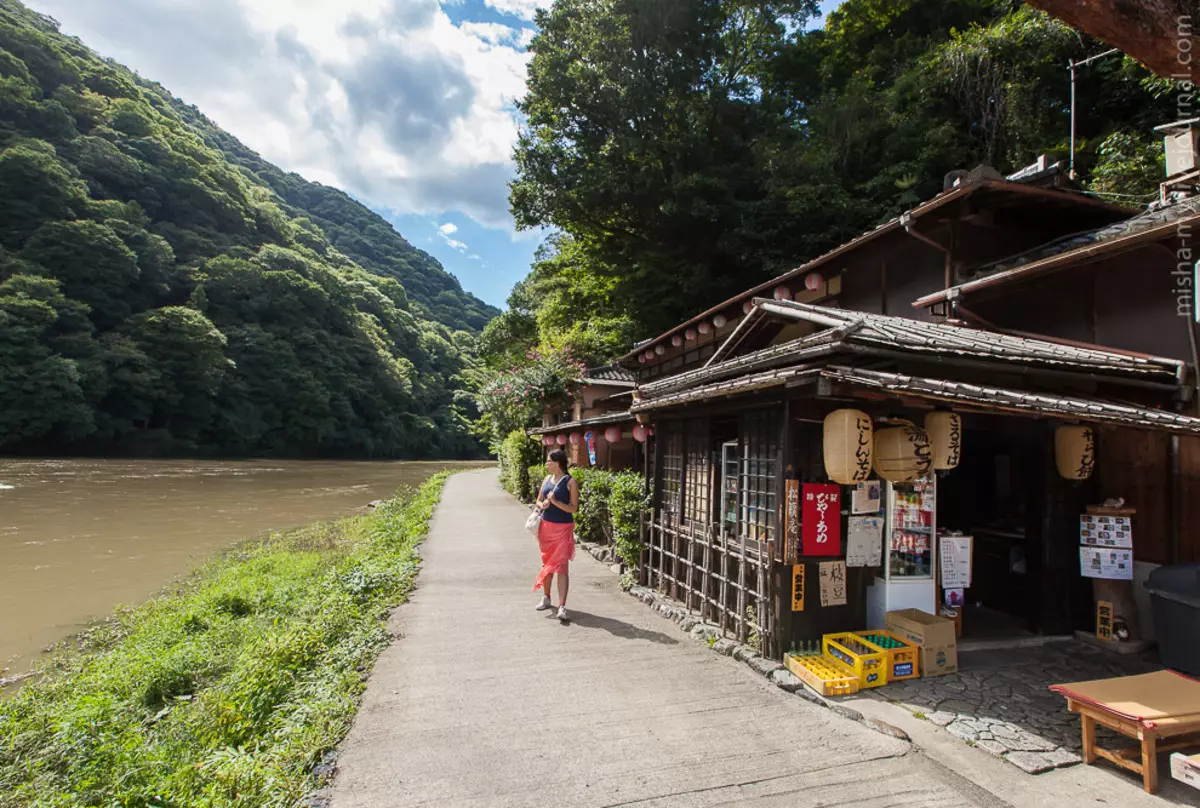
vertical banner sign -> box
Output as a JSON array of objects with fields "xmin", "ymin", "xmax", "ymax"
[
  {"xmin": 785, "ymin": 479, "xmax": 800, "ymax": 562},
  {"xmin": 801, "ymin": 483, "xmax": 841, "ymax": 557},
  {"xmin": 818, "ymin": 560, "xmax": 847, "ymax": 607},
  {"xmin": 585, "ymin": 431, "xmax": 597, "ymax": 466},
  {"xmin": 791, "ymin": 564, "xmax": 806, "ymax": 611}
]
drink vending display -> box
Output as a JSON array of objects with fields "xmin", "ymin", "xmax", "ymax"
[{"xmin": 887, "ymin": 479, "xmax": 935, "ymax": 579}]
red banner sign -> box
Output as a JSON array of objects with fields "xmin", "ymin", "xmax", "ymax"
[{"xmin": 802, "ymin": 483, "xmax": 842, "ymax": 557}]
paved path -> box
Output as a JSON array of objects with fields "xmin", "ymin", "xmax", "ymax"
[{"xmin": 331, "ymin": 469, "xmax": 999, "ymax": 808}]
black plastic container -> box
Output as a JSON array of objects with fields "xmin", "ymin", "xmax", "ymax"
[{"xmin": 1145, "ymin": 564, "xmax": 1200, "ymax": 676}]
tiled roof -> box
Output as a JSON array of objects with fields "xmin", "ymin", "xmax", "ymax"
[
  {"xmin": 580, "ymin": 364, "xmax": 637, "ymax": 385},
  {"xmin": 637, "ymin": 299, "xmax": 1182, "ymax": 398},
  {"xmin": 528, "ymin": 411, "xmax": 635, "ymax": 435}
]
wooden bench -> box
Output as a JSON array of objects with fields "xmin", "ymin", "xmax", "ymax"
[{"xmin": 1051, "ymin": 670, "xmax": 1200, "ymax": 794}]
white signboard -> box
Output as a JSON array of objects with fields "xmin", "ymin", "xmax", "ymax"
[
  {"xmin": 846, "ymin": 516, "xmax": 883, "ymax": 567},
  {"xmin": 1080, "ymin": 514, "xmax": 1133, "ymax": 549},
  {"xmin": 1080, "ymin": 547, "xmax": 1134, "ymax": 580},
  {"xmin": 939, "ymin": 535, "xmax": 973, "ymax": 589}
]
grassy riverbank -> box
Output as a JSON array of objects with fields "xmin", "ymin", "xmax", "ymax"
[{"xmin": 0, "ymin": 472, "xmax": 450, "ymax": 808}]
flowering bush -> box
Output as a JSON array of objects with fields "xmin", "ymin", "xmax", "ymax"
[{"xmin": 476, "ymin": 349, "xmax": 587, "ymax": 447}]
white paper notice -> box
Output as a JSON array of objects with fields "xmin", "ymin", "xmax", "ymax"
[
  {"xmin": 846, "ymin": 516, "xmax": 883, "ymax": 567},
  {"xmin": 1080, "ymin": 547, "xmax": 1133, "ymax": 580},
  {"xmin": 852, "ymin": 481, "xmax": 882, "ymax": 514},
  {"xmin": 939, "ymin": 536, "xmax": 973, "ymax": 589}
]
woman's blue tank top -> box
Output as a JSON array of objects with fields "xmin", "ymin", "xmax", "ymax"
[{"xmin": 540, "ymin": 475, "xmax": 574, "ymax": 523}]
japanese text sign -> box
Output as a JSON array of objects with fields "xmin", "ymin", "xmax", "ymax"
[
  {"xmin": 801, "ymin": 483, "xmax": 841, "ymax": 557},
  {"xmin": 819, "ymin": 560, "xmax": 847, "ymax": 607},
  {"xmin": 791, "ymin": 564, "xmax": 805, "ymax": 611}
]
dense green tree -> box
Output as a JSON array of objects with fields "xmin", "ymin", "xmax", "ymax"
[{"xmin": 0, "ymin": 0, "xmax": 489, "ymax": 457}]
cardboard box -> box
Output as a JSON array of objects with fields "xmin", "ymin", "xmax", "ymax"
[
  {"xmin": 1171, "ymin": 753, "xmax": 1200, "ymax": 792},
  {"xmin": 886, "ymin": 608, "xmax": 958, "ymax": 677}
]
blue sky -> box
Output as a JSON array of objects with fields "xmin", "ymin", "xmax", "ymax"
[{"xmin": 30, "ymin": 0, "xmax": 841, "ymax": 310}]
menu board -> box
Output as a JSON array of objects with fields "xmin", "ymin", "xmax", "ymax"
[
  {"xmin": 1080, "ymin": 547, "xmax": 1133, "ymax": 580},
  {"xmin": 939, "ymin": 535, "xmax": 973, "ymax": 589},
  {"xmin": 1080, "ymin": 514, "xmax": 1132, "ymax": 549}
]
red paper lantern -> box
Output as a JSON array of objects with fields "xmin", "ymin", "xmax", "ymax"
[
  {"xmin": 773, "ymin": 286, "xmax": 792, "ymax": 301},
  {"xmin": 644, "ymin": 350, "xmax": 655, "ymax": 361},
  {"xmin": 805, "ymin": 272, "xmax": 823, "ymax": 292},
  {"xmin": 569, "ymin": 432, "xmax": 582, "ymax": 445},
  {"xmin": 633, "ymin": 425, "xmax": 648, "ymax": 443},
  {"xmin": 713, "ymin": 314, "xmax": 728, "ymax": 329},
  {"xmin": 556, "ymin": 434, "xmax": 567, "ymax": 445},
  {"xmin": 743, "ymin": 300, "xmax": 754, "ymax": 314},
  {"xmin": 604, "ymin": 426, "xmax": 621, "ymax": 443},
  {"xmin": 685, "ymin": 328, "xmax": 697, "ymax": 341},
  {"xmin": 543, "ymin": 436, "xmax": 554, "ymax": 447},
  {"xmin": 671, "ymin": 334, "xmax": 683, "ymax": 347},
  {"xmin": 698, "ymin": 322, "xmax": 713, "ymax": 335},
  {"xmin": 638, "ymin": 354, "xmax": 646, "ymax": 364}
]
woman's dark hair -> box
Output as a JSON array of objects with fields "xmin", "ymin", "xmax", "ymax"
[{"xmin": 548, "ymin": 449, "xmax": 569, "ymax": 472}]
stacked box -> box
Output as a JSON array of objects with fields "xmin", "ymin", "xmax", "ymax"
[
  {"xmin": 854, "ymin": 631, "xmax": 920, "ymax": 681},
  {"xmin": 822, "ymin": 633, "xmax": 888, "ymax": 688}
]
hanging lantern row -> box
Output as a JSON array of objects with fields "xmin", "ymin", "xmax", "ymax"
[
  {"xmin": 685, "ymin": 328, "xmax": 697, "ymax": 341},
  {"xmin": 1055, "ymin": 424, "xmax": 1095, "ymax": 480},
  {"xmin": 555, "ymin": 434, "xmax": 567, "ymax": 446},
  {"xmin": 698, "ymin": 321, "xmax": 712, "ymax": 335},
  {"xmin": 604, "ymin": 426, "xmax": 621, "ymax": 443},
  {"xmin": 805, "ymin": 272, "xmax": 824, "ymax": 292},
  {"xmin": 671, "ymin": 334, "xmax": 683, "ymax": 347}
]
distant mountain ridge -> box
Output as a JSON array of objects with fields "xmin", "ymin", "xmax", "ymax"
[{"xmin": 170, "ymin": 102, "xmax": 498, "ymax": 332}]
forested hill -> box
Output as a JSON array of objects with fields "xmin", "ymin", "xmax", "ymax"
[
  {"xmin": 0, "ymin": 0, "xmax": 489, "ymax": 458},
  {"xmin": 170, "ymin": 105, "xmax": 498, "ymax": 333}
]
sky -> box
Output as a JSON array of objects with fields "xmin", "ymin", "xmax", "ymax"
[{"xmin": 29, "ymin": 0, "xmax": 842, "ymax": 309}]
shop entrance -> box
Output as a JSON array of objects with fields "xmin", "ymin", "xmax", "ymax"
[{"xmin": 937, "ymin": 418, "xmax": 1047, "ymax": 639}]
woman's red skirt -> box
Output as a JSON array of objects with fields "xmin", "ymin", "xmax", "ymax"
[{"xmin": 533, "ymin": 520, "xmax": 576, "ymax": 591}]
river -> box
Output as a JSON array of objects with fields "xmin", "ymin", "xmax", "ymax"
[{"xmin": 0, "ymin": 459, "xmax": 490, "ymax": 678}]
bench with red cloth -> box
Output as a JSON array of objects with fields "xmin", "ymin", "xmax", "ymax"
[{"xmin": 1050, "ymin": 670, "xmax": 1200, "ymax": 793}]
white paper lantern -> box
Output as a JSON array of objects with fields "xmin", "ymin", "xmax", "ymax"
[
  {"xmin": 823, "ymin": 409, "xmax": 874, "ymax": 484},
  {"xmin": 773, "ymin": 286, "xmax": 792, "ymax": 301},
  {"xmin": 685, "ymin": 328, "xmax": 697, "ymax": 341},
  {"xmin": 874, "ymin": 422, "xmax": 933, "ymax": 483},
  {"xmin": 924, "ymin": 411, "xmax": 963, "ymax": 471},
  {"xmin": 555, "ymin": 434, "xmax": 567, "ymax": 446},
  {"xmin": 805, "ymin": 273, "xmax": 823, "ymax": 292},
  {"xmin": 655, "ymin": 344, "xmax": 665, "ymax": 355},
  {"xmin": 743, "ymin": 300, "xmax": 754, "ymax": 314},
  {"xmin": 698, "ymin": 321, "xmax": 713, "ymax": 335},
  {"xmin": 569, "ymin": 432, "xmax": 581, "ymax": 445},
  {"xmin": 713, "ymin": 314, "xmax": 728, "ymax": 329},
  {"xmin": 604, "ymin": 427, "xmax": 621, "ymax": 443},
  {"xmin": 671, "ymin": 334, "xmax": 683, "ymax": 347},
  {"xmin": 633, "ymin": 424, "xmax": 648, "ymax": 443},
  {"xmin": 1055, "ymin": 424, "xmax": 1096, "ymax": 480}
]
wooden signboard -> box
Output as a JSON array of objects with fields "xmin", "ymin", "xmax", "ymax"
[
  {"xmin": 785, "ymin": 479, "xmax": 800, "ymax": 562},
  {"xmin": 1096, "ymin": 600, "xmax": 1114, "ymax": 641},
  {"xmin": 791, "ymin": 564, "xmax": 806, "ymax": 611}
]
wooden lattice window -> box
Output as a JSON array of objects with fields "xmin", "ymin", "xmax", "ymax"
[
  {"xmin": 683, "ymin": 418, "xmax": 711, "ymax": 525},
  {"xmin": 659, "ymin": 425, "xmax": 683, "ymax": 520},
  {"xmin": 739, "ymin": 410, "xmax": 779, "ymax": 546}
]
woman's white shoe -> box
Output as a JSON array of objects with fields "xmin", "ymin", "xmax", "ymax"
[{"xmin": 535, "ymin": 595, "xmax": 553, "ymax": 611}]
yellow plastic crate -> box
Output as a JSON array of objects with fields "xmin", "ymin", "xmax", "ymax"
[
  {"xmin": 853, "ymin": 630, "xmax": 920, "ymax": 681},
  {"xmin": 784, "ymin": 653, "xmax": 860, "ymax": 697},
  {"xmin": 822, "ymin": 632, "xmax": 889, "ymax": 689}
]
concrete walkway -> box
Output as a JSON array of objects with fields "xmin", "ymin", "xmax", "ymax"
[{"xmin": 331, "ymin": 469, "xmax": 995, "ymax": 808}]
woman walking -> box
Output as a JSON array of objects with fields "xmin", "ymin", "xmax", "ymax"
[{"xmin": 534, "ymin": 449, "xmax": 578, "ymax": 620}]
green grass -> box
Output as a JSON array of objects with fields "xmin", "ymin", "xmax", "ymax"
[{"xmin": 0, "ymin": 473, "xmax": 450, "ymax": 808}]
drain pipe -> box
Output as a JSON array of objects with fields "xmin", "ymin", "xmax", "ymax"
[{"xmin": 900, "ymin": 211, "xmax": 954, "ymax": 297}]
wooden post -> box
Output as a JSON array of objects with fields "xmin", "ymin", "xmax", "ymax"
[
  {"xmin": 1081, "ymin": 711, "xmax": 1096, "ymax": 764},
  {"xmin": 1141, "ymin": 733, "xmax": 1158, "ymax": 793}
]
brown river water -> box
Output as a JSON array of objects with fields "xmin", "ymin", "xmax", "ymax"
[{"xmin": 0, "ymin": 459, "xmax": 490, "ymax": 678}]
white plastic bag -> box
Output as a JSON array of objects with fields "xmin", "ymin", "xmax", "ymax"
[{"xmin": 525, "ymin": 508, "xmax": 542, "ymax": 537}]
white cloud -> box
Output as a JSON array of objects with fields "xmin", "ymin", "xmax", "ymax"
[
  {"xmin": 30, "ymin": 0, "xmax": 534, "ymax": 229},
  {"xmin": 439, "ymin": 222, "xmax": 459, "ymax": 235},
  {"xmin": 482, "ymin": 0, "xmax": 551, "ymax": 22}
]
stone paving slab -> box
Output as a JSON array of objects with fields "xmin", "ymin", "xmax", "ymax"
[{"xmin": 881, "ymin": 640, "xmax": 1159, "ymax": 773}]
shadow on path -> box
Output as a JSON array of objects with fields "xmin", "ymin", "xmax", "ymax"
[{"xmin": 560, "ymin": 610, "xmax": 679, "ymax": 645}]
